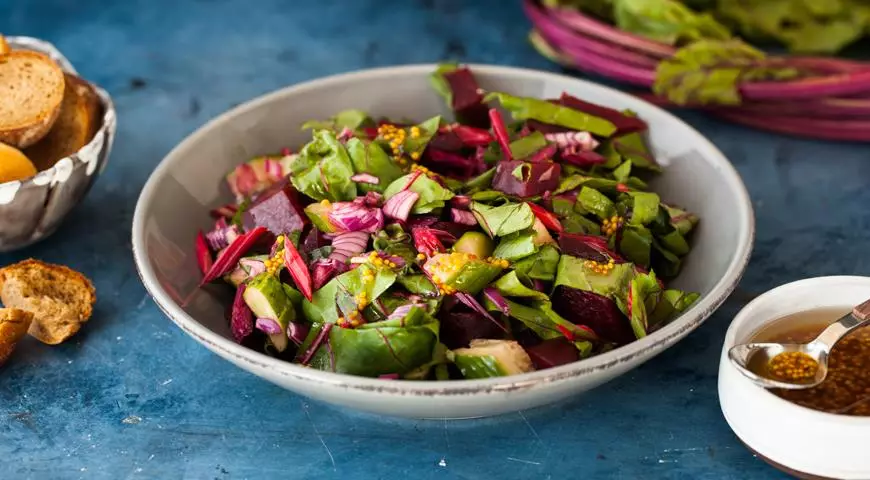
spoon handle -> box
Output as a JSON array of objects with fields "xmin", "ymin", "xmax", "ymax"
[{"xmin": 814, "ymin": 298, "xmax": 870, "ymax": 350}]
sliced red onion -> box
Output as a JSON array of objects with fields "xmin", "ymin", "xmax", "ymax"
[
  {"xmin": 231, "ymin": 285, "xmax": 254, "ymax": 343},
  {"xmin": 255, "ymin": 317, "xmax": 283, "ymax": 335},
  {"xmin": 456, "ymin": 291, "xmax": 507, "ymax": 333},
  {"xmin": 483, "ymin": 287, "xmax": 510, "ymax": 315},
  {"xmin": 205, "ymin": 224, "xmax": 242, "ymax": 251},
  {"xmin": 383, "ymin": 190, "xmax": 420, "ymax": 221},
  {"xmin": 328, "ymin": 202, "xmax": 384, "ymax": 233},
  {"xmin": 351, "ymin": 173, "xmax": 380, "ymax": 185},
  {"xmin": 228, "ymin": 163, "xmax": 259, "ymax": 199},
  {"xmin": 379, "ymin": 373, "xmax": 400, "ymax": 380},
  {"xmin": 287, "ymin": 322, "xmax": 311, "ymax": 345},
  {"xmin": 331, "ymin": 231, "xmax": 369, "ymax": 258},
  {"xmin": 450, "ymin": 209, "xmax": 478, "ymax": 226},
  {"xmin": 239, "ymin": 257, "xmax": 266, "ymax": 278}
]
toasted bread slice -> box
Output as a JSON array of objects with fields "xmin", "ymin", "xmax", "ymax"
[
  {"xmin": 0, "ymin": 51, "xmax": 65, "ymax": 148},
  {"xmin": 0, "ymin": 259, "xmax": 96, "ymax": 345},
  {"xmin": 0, "ymin": 35, "xmax": 10, "ymax": 56},
  {"xmin": 0, "ymin": 142, "xmax": 37, "ymax": 183},
  {"xmin": 0, "ymin": 308, "xmax": 33, "ymax": 366},
  {"xmin": 24, "ymin": 74, "xmax": 102, "ymax": 170}
]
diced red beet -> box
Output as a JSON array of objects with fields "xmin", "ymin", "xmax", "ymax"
[
  {"xmin": 311, "ymin": 258, "xmax": 348, "ymax": 290},
  {"xmin": 552, "ymin": 286, "xmax": 634, "ymax": 345},
  {"xmin": 424, "ymin": 149, "xmax": 477, "ymax": 179},
  {"xmin": 430, "ymin": 130, "xmax": 465, "ymax": 151},
  {"xmin": 231, "ymin": 284, "xmax": 255, "ymax": 343},
  {"xmin": 561, "ymin": 150, "xmax": 607, "ymax": 167},
  {"xmin": 525, "ymin": 338, "xmax": 580, "ymax": 369},
  {"xmin": 558, "ymin": 93, "xmax": 647, "ymax": 135},
  {"xmin": 526, "ymin": 119, "xmax": 572, "ymax": 134},
  {"xmin": 438, "ymin": 311, "xmax": 507, "ymax": 349},
  {"xmin": 492, "ymin": 160, "xmax": 561, "ymax": 197},
  {"xmin": 443, "ymin": 67, "xmax": 490, "ymax": 128},
  {"xmin": 301, "ymin": 227, "xmax": 328, "ymax": 254},
  {"xmin": 430, "ymin": 221, "xmax": 475, "ymax": 241},
  {"xmin": 558, "ymin": 232, "xmax": 624, "ymax": 263},
  {"xmin": 243, "ymin": 183, "xmax": 307, "ymax": 235}
]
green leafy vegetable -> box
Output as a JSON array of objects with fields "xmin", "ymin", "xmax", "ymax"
[
  {"xmin": 290, "ymin": 130, "xmax": 357, "ymax": 202},
  {"xmin": 470, "ymin": 201, "xmax": 535, "ymax": 237},
  {"xmin": 346, "ymin": 138, "xmax": 405, "ymax": 193},
  {"xmin": 509, "ymin": 131, "xmax": 550, "ymax": 160},
  {"xmin": 554, "ymin": 255, "xmax": 635, "ymax": 298},
  {"xmin": 513, "ymin": 244, "xmax": 561, "ymax": 283},
  {"xmin": 384, "ymin": 173, "xmax": 455, "ymax": 214},
  {"xmin": 307, "ymin": 307, "xmax": 439, "ymax": 376},
  {"xmin": 403, "ymin": 116, "xmax": 441, "ymax": 156},
  {"xmin": 429, "ymin": 63, "xmax": 459, "ymax": 107},
  {"xmin": 493, "ymin": 231, "xmax": 539, "ymax": 261},
  {"xmin": 578, "ymin": 186, "xmax": 617, "ymax": 219},
  {"xmin": 620, "ymin": 224, "xmax": 653, "ymax": 267},
  {"xmin": 493, "ymin": 271, "xmax": 550, "ymax": 301},
  {"xmin": 613, "ymin": 0, "xmax": 731, "ymax": 45},
  {"xmin": 629, "ymin": 191, "xmax": 661, "ymax": 225},
  {"xmin": 483, "ymin": 92, "xmax": 617, "ymax": 137},
  {"xmin": 302, "ymin": 109, "xmax": 371, "ymax": 132},
  {"xmin": 654, "ymin": 39, "xmax": 801, "ymax": 106},
  {"xmin": 303, "ymin": 265, "xmax": 397, "ymax": 324}
]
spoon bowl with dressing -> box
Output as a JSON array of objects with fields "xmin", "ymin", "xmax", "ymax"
[{"xmin": 728, "ymin": 298, "xmax": 870, "ymax": 390}]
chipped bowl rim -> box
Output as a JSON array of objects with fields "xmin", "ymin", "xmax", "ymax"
[
  {"xmin": 0, "ymin": 36, "xmax": 116, "ymax": 193},
  {"xmin": 133, "ymin": 64, "xmax": 755, "ymax": 397}
]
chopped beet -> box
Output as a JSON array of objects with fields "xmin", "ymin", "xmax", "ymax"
[
  {"xmin": 492, "ymin": 160, "xmax": 561, "ymax": 198},
  {"xmin": 552, "ymin": 286, "xmax": 634, "ymax": 345},
  {"xmin": 243, "ymin": 183, "xmax": 307, "ymax": 235},
  {"xmin": 526, "ymin": 119, "xmax": 572, "ymax": 134},
  {"xmin": 558, "ymin": 232, "xmax": 624, "ymax": 263},
  {"xmin": 424, "ymin": 149, "xmax": 477, "ymax": 179},
  {"xmin": 560, "ymin": 150, "xmax": 607, "ymax": 167},
  {"xmin": 438, "ymin": 311, "xmax": 506, "ymax": 349},
  {"xmin": 443, "ymin": 67, "xmax": 490, "ymax": 128},
  {"xmin": 430, "ymin": 221, "xmax": 475, "ymax": 241},
  {"xmin": 558, "ymin": 93, "xmax": 647, "ymax": 135},
  {"xmin": 301, "ymin": 227, "xmax": 327, "ymax": 254},
  {"xmin": 525, "ymin": 338, "xmax": 580, "ymax": 369},
  {"xmin": 429, "ymin": 131, "xmax": 465, "ymax": 151}
]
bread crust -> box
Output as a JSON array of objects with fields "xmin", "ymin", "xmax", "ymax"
[
  {"xmin": 0, "ymin": 308, "xmax": 34, "ymax": 366},
  {"xmin": 0, "ymin": 51, "xmax": 66, "ymax": 148},
  {"xmin": 0, "ymin": 259, "xmax": 96, "ymax": 345}
]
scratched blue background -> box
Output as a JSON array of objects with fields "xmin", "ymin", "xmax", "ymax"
[{"xmin": 2, "ymin": 1, "xmax": 869, "ymax": 479}]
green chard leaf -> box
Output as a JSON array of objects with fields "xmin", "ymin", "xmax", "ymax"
[
  {"xmin": 483, "ymin": 92, "xmax": 617, "ymax": 137},
  {"xmin": 302, "ymin": 109, "xmax": 371, "ymax": 132},
  {"xmin": 306, "ymin": 307, "xmax": 439, "ymax": 377},
  {"xmin": 629, "ymin": 191, "xmax": 661, "ymax": 226},
  {"xmin": 403, "ymin": 116, "xmax": 441, "ymax": 156},
  {"xmin": 302, "ymin": 265, "xmax": 397, "ymax": 324},
  {"xmin": 554, "ymin": 255, "xmax": 635, "ymax": 298},
  {"xmin": 493, "ymin": 271, "xmax": 550, "ymax": 301},
  {"xmin": 460, "ymin": 168, "xmax": 496, "ymax": 194},
  {"xmin": 509, "ymin": 131, "xmax": 550, "ymax": 160},
  {"xmin": 493, "ymin": 230, "xmax": 539, "ymax": 261},
  {"xmin": 612, "ymin": 127, "xmax": 660, "ymax": 171},
  {"xmin": 613, "ymin": 0, "xmax": 731, "ymax": 46},
  {"xmin": 625, "ymin": 271, "xmax": 662, "ymax": 339},
  {"xmin": 346, "ymin": 138, "xmax": 405, "ymax": 193},
  {"xmin": 397, "ymin": 274, "xmax": 439, "ymax": 296},
  {"xmin": 620, "ymin": 224, "xmax": 653, "ymax": 268},
  {"xmin": 664, "ymin": 204, "xmax": 699, "ymax": 236},
  {"xmin": 470, "ymin": 201, "xmax": 535, "ymax": 237},
  {"xmin": 290, "ymin": 130, "xmax": 357, "ymax": 202},
  {"xmin": 578, "ymin": 186, "xmax": 617, "ymax": 219},
  {"xmin": 383, "ymin": 173, "xmax": 455, "ymax": 214},
  {"xmin": 513, "ymin": 244, "xmax": 561, "ymax": 283},
  {"xmin": 654, "ymin": 39, "xmax": 802, "ymax": 106},
  {"xmin": 649, "ymin": 288, "xmax": 700, "ymax": 329}
]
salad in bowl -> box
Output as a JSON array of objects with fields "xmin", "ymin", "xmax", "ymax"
[{"xmin": 194, "ymin": 64, "xmax": 700, "ymax": 381}]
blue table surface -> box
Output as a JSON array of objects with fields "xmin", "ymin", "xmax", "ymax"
[{"xmin": 3, "ymin": 1, "xmax": 869, "ymax": 479}]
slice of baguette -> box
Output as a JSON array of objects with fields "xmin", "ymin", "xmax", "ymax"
[
  {"xmin": 24, "ymin": 74, "xmax": 102, "ymax": 170},
  {"xmin": 0, "ymin": 142, "xmax": 37, "ymax": 183},
  {"xmin": 0, "ymin": 259, "xmax": 96, "ymax": 345},
  {"xmin": 0, "ymin": 50, "xmax": 65, "ymax": 148},
  {"xmin": 0, "ymin": 308, "xmax": 33, "ymax": 366},
  {"xmin": 0, "ymin": 35, "xmax": 10, "ymax": 56}
]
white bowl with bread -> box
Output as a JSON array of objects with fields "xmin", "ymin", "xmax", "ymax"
[{"xmin": 0, "ymin": 35, "xmax": 117, "ymax": 252}]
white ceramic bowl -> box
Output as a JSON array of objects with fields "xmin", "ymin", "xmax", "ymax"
[
  {"xmin": 719, "ymin": 276, "xmax": 870, "ymax": 479},
  {"xmin": 133, "ymin": 64, "xmax": 754, "ymax": 419}
]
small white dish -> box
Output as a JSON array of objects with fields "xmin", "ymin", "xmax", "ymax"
[
  {"xmin": 719, "ymin": 276, "xmax": 870, "ymax": 479},
  {"xmin": 133, "ymin": 64, "xmax": 754, "ymax": 419}
]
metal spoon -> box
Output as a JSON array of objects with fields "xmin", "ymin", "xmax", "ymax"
[{"xmin": 728, "ymin": 298, "xmax": 870, "ymax": 390}]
